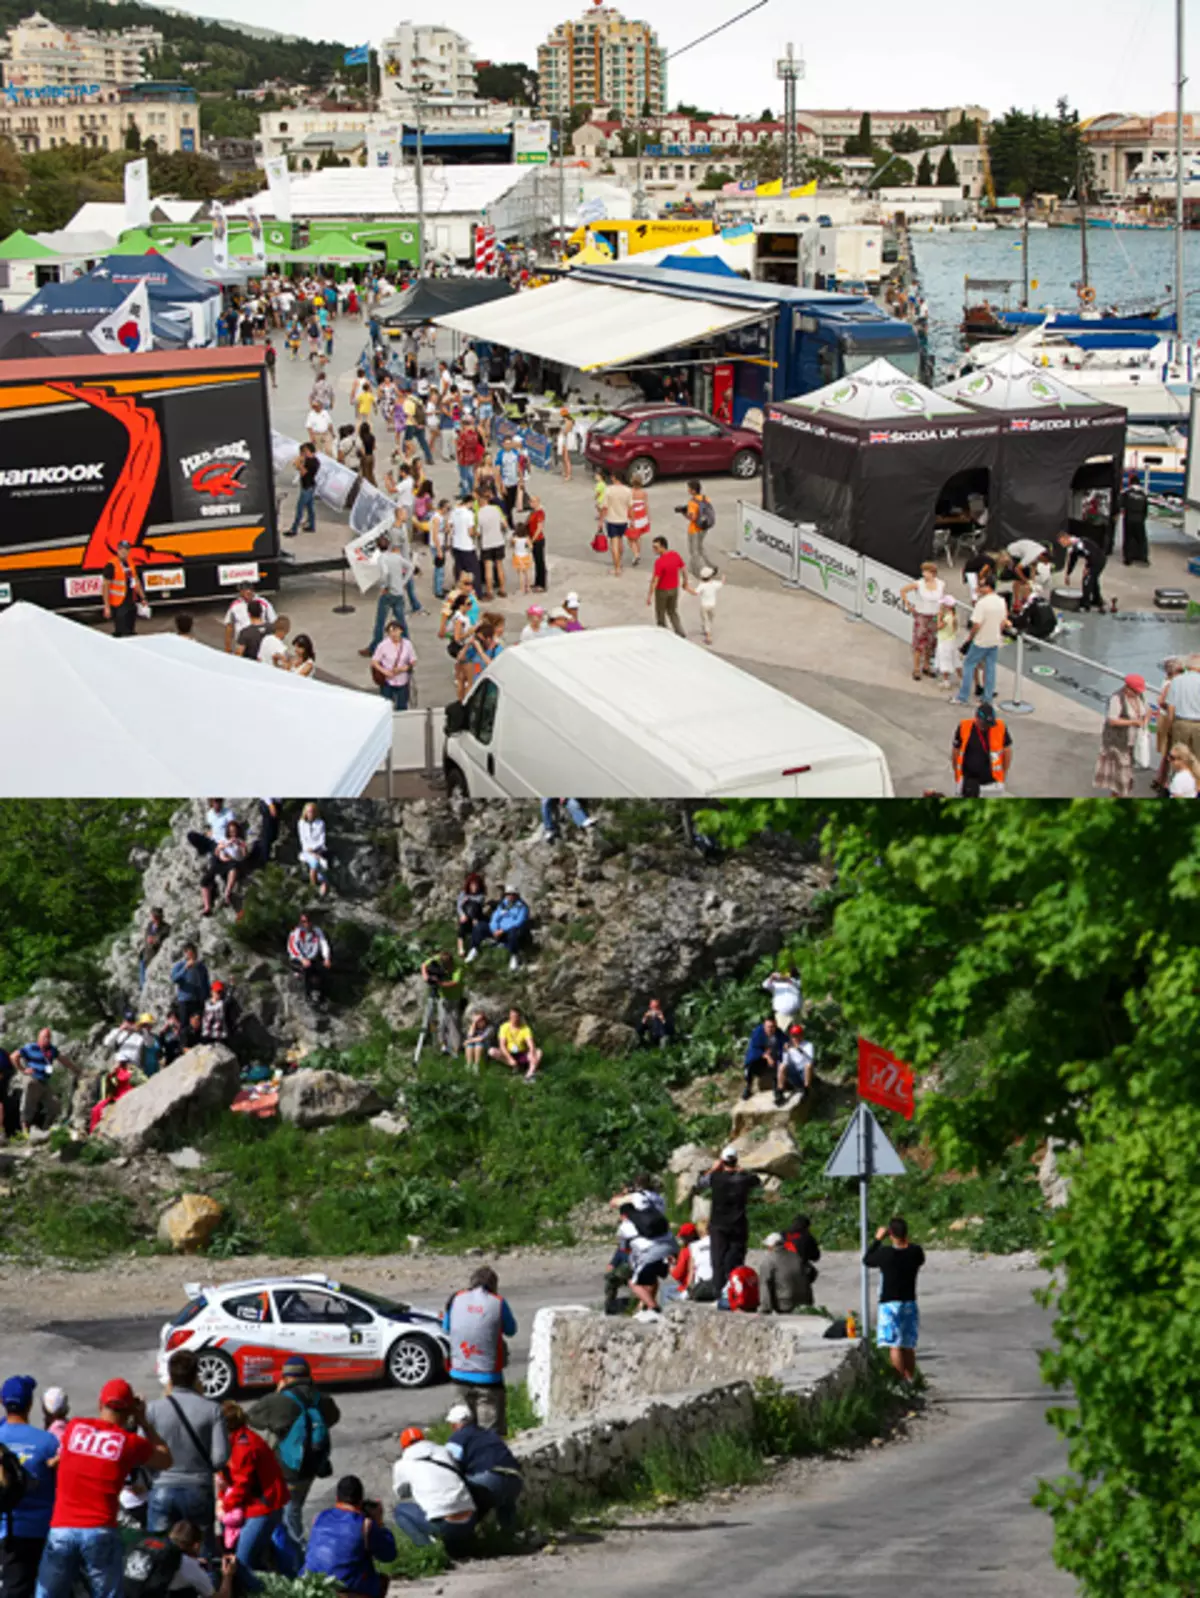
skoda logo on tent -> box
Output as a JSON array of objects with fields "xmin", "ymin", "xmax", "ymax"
[
  {"xmin": 825, "ymin": 382, "xmax": 858, "ymax": 409},
  {"xmin": 864, "ymin": 577, "xmax": 880, "ymax": 602},
  {"xmin": 1029, "ymin": 376, "xmax": 1056, "ymax": 404},
  {"xmin": 742, "ymin": 517, "xmax": 753, "ymax": 544},
  {"xmin": 892, "ymin": 387, "xmax": 924, "ymax": 412},
  {"xmin": 965, "ymin": 372, "xmax": 992, "ymax": 396}
]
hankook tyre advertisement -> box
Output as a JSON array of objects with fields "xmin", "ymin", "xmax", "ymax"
[{"xmin": 0, "ymin": 349, "xmax": 280, "ymax": 610}]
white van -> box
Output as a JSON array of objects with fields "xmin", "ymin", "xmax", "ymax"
[{"xmin": 442, "ymin": 627, "xmax": 893, "ymax": 797}]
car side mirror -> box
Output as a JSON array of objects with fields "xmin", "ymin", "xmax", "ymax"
[{"xmin": 445, "ymin": 701, "xmax": 468, "ymax": 736}]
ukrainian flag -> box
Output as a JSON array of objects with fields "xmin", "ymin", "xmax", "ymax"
[{"xmin": 344, "ymin": 44, "xmax": 370, "ymax": 65}]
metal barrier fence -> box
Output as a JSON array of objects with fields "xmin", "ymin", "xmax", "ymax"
[
  {"xmin": 384, "ymin": 706, "xmax": 440, "ymax": 794},
  {"xmin": 734, "ymin": 501, "xmax": 1168, "ymax": 719}
]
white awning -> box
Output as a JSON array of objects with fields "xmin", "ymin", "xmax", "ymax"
[{"xmin": 435, "ymin": 279, "xmax": 768, "ymax": 371}]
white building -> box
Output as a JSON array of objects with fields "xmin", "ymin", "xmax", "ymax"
[
  {"xmin": 1, "ymin": 11, "xmax": 161, "ymax": 88},
  {"xmin": 380, "ymin": 22, "xmax": 475, "ymax": 111},
  {"xmin": 915, "ymin": 143, "xmax": 987, "ymax": 199},
  {"xmin": 799, "ymin": 105, "xmax": 988, "ymax": 159},
  {"xmin": 258, "ymin": 105, "xmax": 378, "ymax": 164},
  {"xmin": 0, "ymin": 81, "xmax": 197, "ymax": 154}
]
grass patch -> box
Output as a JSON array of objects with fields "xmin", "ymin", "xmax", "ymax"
[
  {"xmin": 376, "ymin": 1538, "xmax": 450, "ymax": 1579},
  {"xmin": 636, "ymin": 1430, "xmax": 765, "ymax": 1497},
  {"xmin": 506, "ymin": 1380, "xmax": 539, "ymax": 1435},
  {"xmin": 1, "ymin": 1169, "xmax": 142, "ymax": 1261}
]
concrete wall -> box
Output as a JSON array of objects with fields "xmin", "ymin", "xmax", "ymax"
[{"xmin": 514, "ymin": 1305, "xmax": 865, "ymax": 1512}]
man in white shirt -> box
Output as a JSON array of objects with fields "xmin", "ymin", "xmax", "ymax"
[
  {"xmin": 1162, "ymin": 654, "xmax": 1200, "ymax": 757},
  {"xmin": 223, "ymin": 586, "xmax": 276, "ymax": 653},
  {"xmin": 762, "ymin": 970, "xmax": 801, "ymax": 1030},
  {"xmin": 450, "ymin": 496, "xmax": 480, "ymax": 583},
  {"xmin": 952, "ymin": 578, "xmax": 1009, "ymax": 706},
  {"xmin": 392, "ymin": 1426, "xmax": 477, "ymax": 1555},
  {"xmin": 1006, "ymin": 538, "xmax": 1049, "ymax": 571},
  {"xmin": 305, "ymin": 404, "xmax": 334, "ymax": 454},
  {"xmin": 258, "ymin": 614, "xmax": 291, "ymax": 669},
  {"xmin": 775, "ymin": 1023, "xmax": 814, "ymax": 1106},
  {"xmin": 461, "ymin": 345, "xmax": 479, "ymax": 381}
]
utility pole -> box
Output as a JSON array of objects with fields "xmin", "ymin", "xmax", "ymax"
[
  {"xmin": 774, "ymin": 42, "xmax": 804, "ymax": 190},
  {"xmin": 1175, "ymin": 0, "xmax": 1186, "ymax": 342},
  {"xmin": 413, "ymin": 79, "xmax": 430, "ymax": 277},
  {"xmin": 557, "ymin": 106, "xmax": 567, "ymax": 262}
]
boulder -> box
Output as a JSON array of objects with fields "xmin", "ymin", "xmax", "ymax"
[
  {"xmin": 97, "ymin": 1046, "xmax": 239, "ymax": 1153},
  {"xmin": 278, "ymin": 1069, "xmax": 385, "ymax": 1129},
  {"xmin": 368, "ymin": 1110, "xmax": 409, "ymax": 1137},
  {"xmin": 667, "ymin": 1143, "xmax": 715, "ymax": 1208},
  {"xmin": 573, "ymin": 1014, "xmax": 638, "ymax": 1055},
  {"xmin": 157, "ymin": 1193, "xmax": 225, "ymax": 1252},
  {"xmin": 729, "ymin": 1128, "xmax": 802, "ymax": 1181},
  {"xmin": 729, "ymin": 1089, "xmax": 813, "ymax": 1140},
  {"xmin": 167, "ymin": 1147, "xmax": 207, "ymax": 1171}
]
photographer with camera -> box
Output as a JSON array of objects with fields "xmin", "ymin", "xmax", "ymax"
[
  {"xmin": 417, "ymin": 952, "xmax": 464, "ymax": 1060},
  {"xmin": 303, "ymin": 1476, "xmax": 396, "ymax": 1598}
]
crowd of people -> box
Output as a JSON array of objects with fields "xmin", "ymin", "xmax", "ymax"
[{"xmin": 0, "ymin": 1263, "xmax": 529, "ymax": 1597}]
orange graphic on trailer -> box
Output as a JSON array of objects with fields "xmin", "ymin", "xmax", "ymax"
[{"xmin": 46, "ymin": 382, "xmax": 181, "ymax": 572}]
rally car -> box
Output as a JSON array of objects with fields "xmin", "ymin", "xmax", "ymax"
[{"xmin": 157, "ymin": 1274, "xmax": 452, "ymax": 1399}]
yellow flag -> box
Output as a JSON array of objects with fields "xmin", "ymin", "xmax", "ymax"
[
  {"xmin": 789, "ymin": 179, "xmax": 817, "ymax": 197},
  {"xmin": 755, "ymin": 178, "xmax": 783, "ymax": 196}
]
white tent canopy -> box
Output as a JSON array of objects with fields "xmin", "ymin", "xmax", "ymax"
[
  {"xmin": 785, "ymin": 356, "xmax": 974, "ymax": 419},
  {"xmin": 0, "ymin": 606, "xmax": 391, "ymax": 797},
  {"xmin": 937, "ymin": 348, "xmax": 1106, "ymax": 411},
  {"xmin": 436, "ymin": 278, "xmax": 767, "ymax": 371}
]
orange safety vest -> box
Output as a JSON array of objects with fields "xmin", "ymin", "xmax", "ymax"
[
  {"xmin": 954, "ymin": 718, "xmax": 1007, "ymax": 785},
  {"xmin": 107, "ymin": 558, "xmax": 138, "ymax": 608}
]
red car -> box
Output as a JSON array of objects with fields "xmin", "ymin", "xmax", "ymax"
[{"xmin": 584, "ymin": 403, "xmax": 762, "ymax": 487}]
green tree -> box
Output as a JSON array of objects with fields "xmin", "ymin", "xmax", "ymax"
[
  {"xmin": 148, "ymin": 149, "xmax": 224, "ymax": 199},
  {"xmin": 943, "ymin": 114, "xmax": 980, "ymax": 144},
  {"xmin": 124, "ymin": 122, "xmax": 142, "ymax": 153},
  {"xmin": 916, "ymin": 150, "xmax": 934, "ymax": 186},
  {"xmin": 986, "ymin": 100, "xmax": 1089, "ymax": 199},
  {"xmin": 672, "ymin": 101, "xmax": 713, "ymax": 118},
  {"xmin": 889, "ymin": 124, "xmax": 921, "ymax": 153},
  {"xmin": 476, "ymin": 61, "xmax": 539, "ymax": 105},
  {"xmin": 936, "ymin": 147, "xmax": 959, "ymax": 186},
  {"xmin": 698, "ymin": 167, "xmax": 734, "ymax": 190},
  {"xmin": 844, "ymin": 111, "xmax": 872, "ymax": 156}
]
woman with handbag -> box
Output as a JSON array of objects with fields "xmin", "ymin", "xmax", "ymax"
[
  {"xmin": 371, "ymin": 618, "xmax": 416, "ymax": 711},
  {"xmin": 1094, "ymin": 673, "xmax": 1150, "ymax": 798}
]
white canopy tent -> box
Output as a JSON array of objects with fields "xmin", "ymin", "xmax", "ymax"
[
  {"xmin": 785, "ymin": 356, "xmax": 975, "ymax": 419},
  {"xmin": 0, "ymin": 605, "xmax": 391, "ymax": 797},
  {"xmin": 435, "ymin": 278, "xmax": 767, "ymax": 371}
]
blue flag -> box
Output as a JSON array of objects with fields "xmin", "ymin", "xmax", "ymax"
[{"xmin": 344, "ymin": 44, "xmax": 370, "ymax": 65}]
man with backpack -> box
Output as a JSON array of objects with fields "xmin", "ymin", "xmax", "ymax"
[
  {"xmin": 302, "ymin": 1477, "xmax": 395, "ymax": 1598},
  {"xmin": 443, "ymin": 1269, "xmax": 517, "ymax": 1436},
  {"xmin": 0, "ymin": 1374, "xmax": 60, "ymax": 1598},
  {"xmin": 123, "ymin": 1522, "xmax": 237, "ymax": 1598},
  {"xmin": 676, "ymin": 480, "xmax": 715, "ymax": 578},
  {"xmin": 611, "ymin": 1183, "xmax": 676, "ymax": 1320},
  {"xmin": 145, "ymin": 1353, "xmax": 228, "ymax": 1553},
  {"xmin": 246, "ymin": 1358, "xmax": 339, "ymax": 1549}
]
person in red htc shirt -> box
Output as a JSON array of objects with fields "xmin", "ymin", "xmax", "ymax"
[
  {"xmin": 36, "ymin": 1379, "xmax": 171, "ymax": 1598},
  {"xmin": 646, "ymin": 536, "xmax": 690, "ymax": 638}
]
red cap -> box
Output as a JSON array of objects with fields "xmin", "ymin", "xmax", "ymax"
[
  {"xmin": 399, "ymin": 1426, "xmax": 425, "ymax": 1450},
  {"xmin": 789, "ymin": 1023, "xmax": 805, "ymax": 1037},
  {"xmin": 677, "ymin": 1223, "xmax": 699, "ymax": 1240},
  {"xmin": 211, "ymin": 981, "xmax": 225, "ymax": 994},
  {"xmin": 99, "ymin": 1379, "xmax": 136, "ymax": 1411}
]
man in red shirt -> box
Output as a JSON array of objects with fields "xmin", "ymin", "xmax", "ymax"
[
  {"xmin": 646, "ymin": 536, "xmax": 689, "ymax": 637},
  {"xmin": 36, "ymin": 1380, "xmax": 171, "ymax": 1598}
]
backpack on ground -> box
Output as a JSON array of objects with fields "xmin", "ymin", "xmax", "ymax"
[
  {"xmin": 695, "ymin": 498, "xmax": 716, "ymax": 531},
  {"xmin": 0, "ymin": 1442, "xmax": 30, "ymax": 1515},
  {"xmin": 725, "ymin": 1265, "xmax": 760, "ymax": 1314},
  {"xmin": 278, "ymin": 1389, "xmax": 332, "ymax": 1479},
  {"xmin": 123, "ymin": 1535, "xmax": 184, "ymax": 1598}
]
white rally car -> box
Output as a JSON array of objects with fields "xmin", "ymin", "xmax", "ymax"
[{"xmin": 157, "ymin": 1273, "xmax": 451, "ymax": 1399}]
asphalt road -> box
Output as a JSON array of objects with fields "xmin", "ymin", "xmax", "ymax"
[{"xmin": 8, "ymin": 1252, "xmax": 1074, "ymax": 1595}]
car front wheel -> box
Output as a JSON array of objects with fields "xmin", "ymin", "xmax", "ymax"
[
  {"xmin": 387, "ymin": 1335, "xmax": 441, "ymax": 1389},
  {"xmin": 731, "ymin": 449, "xmax": 760, "ymax": 479},
  {"xmin": 627, "ymin": 455, "xmax": 657, "ymax": 487},
  {"xmin": 194, "ymin": 1350, "xmax": 236, "ymax": 1400}
]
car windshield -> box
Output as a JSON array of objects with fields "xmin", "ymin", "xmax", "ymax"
[
  {"xmin": 340, "ymin": 1284, "xmax": 412, "ymax": 1317},
  {"xmin": 590, "ymin": 414, "xmax": 629, "ymax": 437}
]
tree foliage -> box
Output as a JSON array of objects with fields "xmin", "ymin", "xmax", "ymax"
[
  {"xmin": 475, "ymin": 61, "xmax": 538, "ymax": 106},
  {"xmin": 916, "ymin": 150, "xmax": 934, "ymax": 186},
  {"xmin": 889, "ymin": 124, "xmax": 921, "ymax": 153},
  {"xmin": 936, "ymin": 147, "xmax": 959, "ymax": 186},
  {"xmin": 699, "ymin": 798, "xmax": 1200, "ymax": 1592},
  {"xmin": 0, "ymin": 802, "xmax": 174, "ymax": 1002},
  {"xmin": 843, "ymin": 111, "xmax": 872, "ymax": 156},
  {"xmin": 986, "ymin": 99, "xmax": 1091, "ymax": 199}
]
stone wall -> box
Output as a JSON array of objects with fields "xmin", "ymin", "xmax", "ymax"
[{"xmin": 512, "ymin": 1305, "xmax": 865, "ymax": 1512}]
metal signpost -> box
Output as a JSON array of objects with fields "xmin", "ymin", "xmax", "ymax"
[{"xmin": 824, "ymin": 1102, "xmax": 906, "ymax": 1340}]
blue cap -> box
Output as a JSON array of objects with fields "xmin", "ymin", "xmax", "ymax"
[
  {"xmin": 281, "ymin": 1357, "xmax": 311, "ymax": 1378},
  {"xmin": 2, "ymin": 1375, "xmax": 37, "ymax": 1410}
]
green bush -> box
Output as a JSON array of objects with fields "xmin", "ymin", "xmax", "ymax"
[
  {"xmin": 230, "ymin": 865, "xmax": 310, "ymax": 955},
  {"xmin": 2, "ymin": 1172, "xmax": 140, "ymax": 1260},
  {"xmin": 364, "ymin": 932, "xmax": 424, "ymax": 982},
  {"xmin": 376, "ymin": 1539, "xmax": 450, "ymax": 1579}
]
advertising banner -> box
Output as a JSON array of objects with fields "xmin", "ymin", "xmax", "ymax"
[
  {"xmin": 345, "ymin": 522, "xmax": 413, "ymax": 594},
  {"xmin": 124, "ymin": 157, "xmax": 150, "ymax": 230},
  {"xmin": 857, "ymin": 1038, "xmax": 915, "ymax": 1121},
  {"xmin": 514, "ymin": 120, "xmax": 551, "ymax": 164},
  {"xmin": 264, "ymin": 156, "xmax": 292, "ymax": 222},
  {"xmin": 0, "ymin": 353, "xmax": 279, "ymax": 611},
  {"xmin": 736, "ymin": 503, "xmax": 798, "ymax": 583},
  {"xmin": 245, "ymin": 205, "xmax": 267, "ymax": 271},
  {"xmin": 859, "ymin": 557, "xmax": 914, "ymax": 643},
  {"xmin": 795, "ymin": 524, "xmax": 861, "ymax": 612},
  {"xmin": 211, "ymin": 201, "xmax": 229, "ymax": 272}
]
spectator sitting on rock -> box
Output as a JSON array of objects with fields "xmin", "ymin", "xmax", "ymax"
[
  {"xmin": 465, "ymin": 885, "xmax": 529, "ymax": 973},
  {"xmin": 759, "ymin": 1232, "xmax": 814, "ymax": 1314},
  {"xmin": 201, "ymin": 981, "xmax": 238, "ymax": 1047},
  {"xmin": 463, "ymin": 1011, "xmax": 494, "ymax": 1072},
  {"xmin": 187, "ymin": 799, "xmax": 235, "ymax": 860},
  {"xmin": 455, "ymin": 873, "xmax": 487, "ymax": 957},
  {"xmin": 637, "ymin": 998, "xmax": 674, "ymax": 1049},
  {"xmin": 539, "ymin": 799, "xmax": 596, "ymax": 842},
  {"xmin": 287, "ymin": 914, "xmax": 332, "ymax": 1005},
  {"xmin": 775, "ymin": 1022, "xmax": 814, "ymax": 1107},
  {"xmin": 140, "ymin": 907, "xmax": 167, "ymax": 990},
  {"xmin": 782, "ymin": 1212, "xmax": 821, "ymax": 1275},
  {"xmin": 662, "ymin": 1220, "xmax": 699, "ymax": 1307},
  {"xmin": 88, "ymin": 1061, "xmax": 136, "ymax": 1133},
  {"xmin": 444, "ymin": 1404, "xmax": 523, "ymax": 1530},
  {"xmin": 741, "ymin": 1016, "xmax": 783, "ymax": 1101},
  {"xmin": 762, "ymin": 967, "xmax": 802, "ymax": 1031},
  {"xmin": 200, "ymin": 821, "xmax": 249, "ymax": 916},
  {"xmin": 488, "ymin": 1007, "xmax": 543, "ymax": 1082},
  {"xmin": 170, "ymin": 945, "xmax": 211, "ymax": 1037},
  {"xmin": 297, "ymin": 803, "xmax": 330, "ymax": 899},
  {"xmin": 104, "ymin": 1008, "xmax": 150, "ymax": 1072}
]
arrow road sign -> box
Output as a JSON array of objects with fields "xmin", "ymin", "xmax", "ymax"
[{"xmin": 824, "ymin": 1103, "xmax": 907, "ymax": 1180}]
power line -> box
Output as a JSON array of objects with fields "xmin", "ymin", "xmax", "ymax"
[{"xmin": 666, "ymin": 0, "xmax": 771, "ymax": 61}]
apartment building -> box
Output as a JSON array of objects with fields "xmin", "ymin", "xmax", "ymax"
[
  {"xmin": 800, "ymin": 105, "xmax": 988, "ymax": 158},
  {"xmin": 0, "ymin": 11, "xmax": 161, "ymax": 89},
  {"xmin": 0, "ymin": 80, "xmax": 196, "ymax": 153},
  {"xmin": 1083, "ymin": 112, "xmax": 1200, "ymax": 195},
  {"xmin": 538, "ymin": 6, "xmax": 666, "ymax": 122},
  {"xmin": 380, "ymin": 22, "xmax": 475, "ymax": 109}
]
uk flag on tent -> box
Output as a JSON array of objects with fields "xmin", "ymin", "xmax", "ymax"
[{"xmin": 474, "ymin": 225, "xmax": 496, "ymax": 275}]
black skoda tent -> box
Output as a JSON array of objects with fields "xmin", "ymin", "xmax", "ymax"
[
  {"xmin": 763, "ymin": 359, "xmax": 1003, "ymax": 572},
  {"xmin": 375, "ymin": 277, "xmax": 516, "ymax": 327},
  {"xmin": 937, "ymin": 351, "xmax": 1127, "ymax": 550}
]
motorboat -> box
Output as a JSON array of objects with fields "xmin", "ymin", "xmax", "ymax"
[{"xmin": 1125, "ymin": 423, "xmax": 1187, "ymax": 494}]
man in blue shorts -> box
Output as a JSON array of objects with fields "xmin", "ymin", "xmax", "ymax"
[{"xmin": 864, "ymin": 1215, "xmax": 925, "ymax": 1381}]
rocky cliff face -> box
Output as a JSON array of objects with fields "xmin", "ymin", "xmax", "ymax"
[{"xmin": 0, "ymin": 800, "xmax": 827, "ymax": 1118}]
